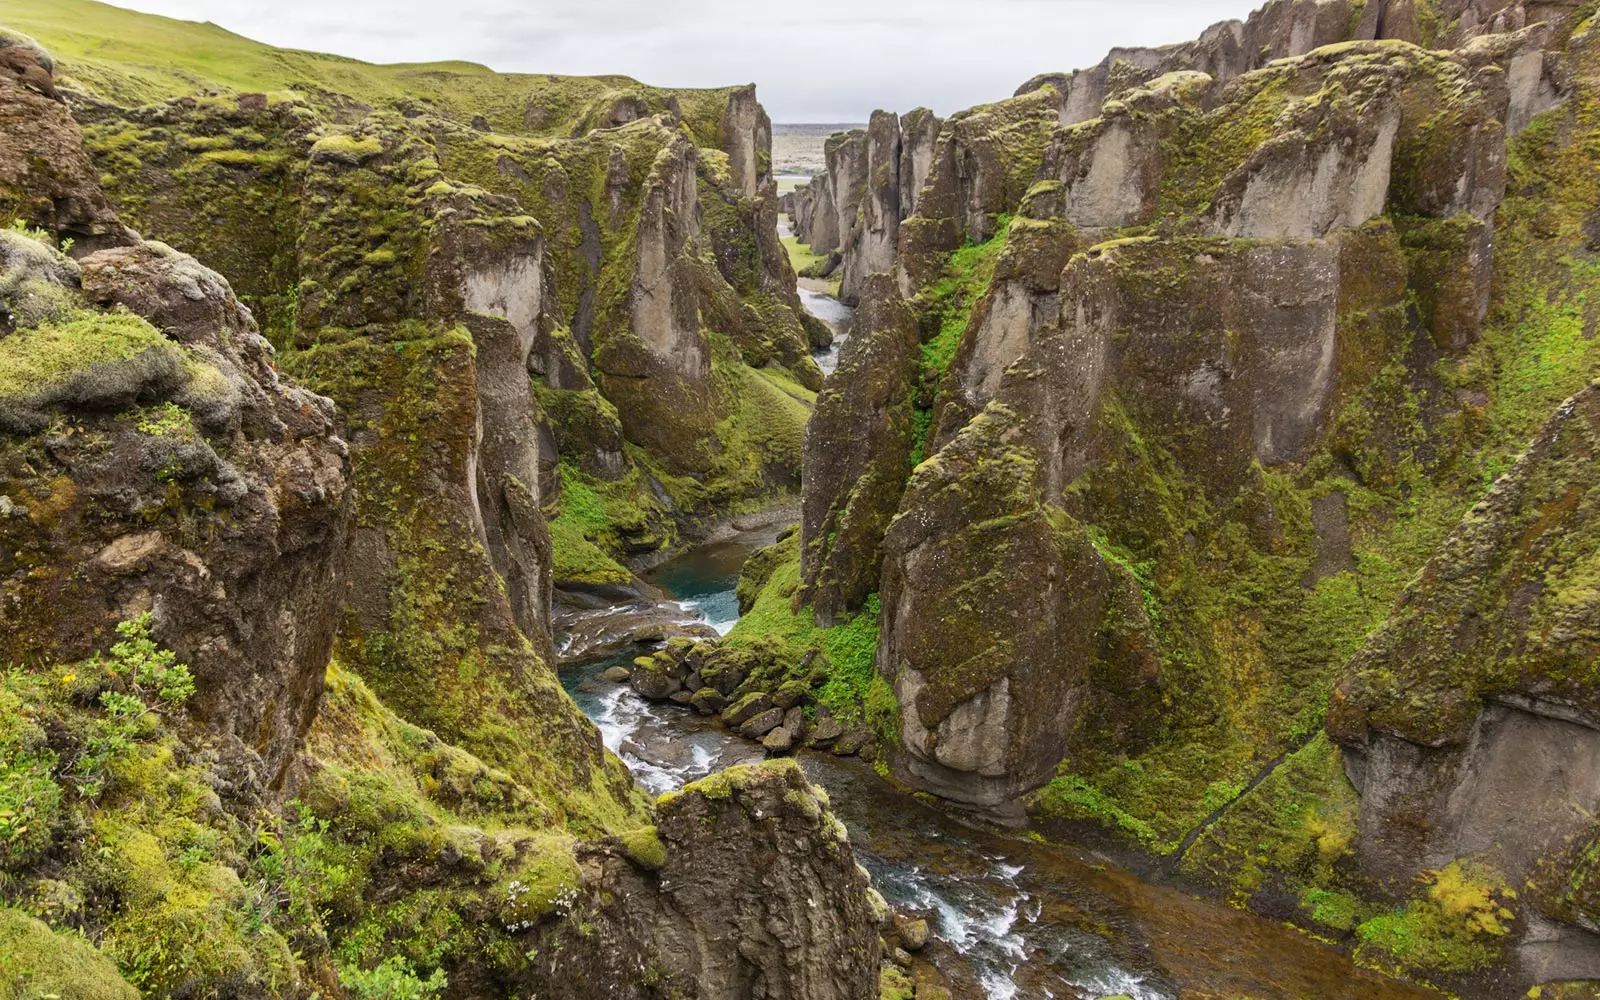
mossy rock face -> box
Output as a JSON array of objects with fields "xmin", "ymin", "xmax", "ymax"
[
  {"xmin": 800, "ymin": 275, "xmax": 921, "ymax": 625},
  {"xmin": 79, "ymin": 94, "xmax": 317, "ymax": 341},
  {"xmin": 1, "ymin": 231, "xmax": 353, "ymax": 792},
  {"xmin": 286, "ymin": 331, "xmax": 644, "ymax": 835},
  {"xmin": 0, "ymin": 70, "xmax": 128, "ymax": 249},
  {"xmin": 878, "ymin": 403, "xmax": 1157, "ymax": 808},
  {"xmin": 1330, "ymin": 384, "xmax": 1600, "ymax": 893},
  {"xmin": 896, "ymin": 88, "xmax": 1060, "ymax": 293}
]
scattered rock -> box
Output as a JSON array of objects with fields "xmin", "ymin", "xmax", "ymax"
[
  {"xmin": 832, "ymin": 728, "xmax": 872, "ymax": 757},
  {"xmin": 690, "ymin": 688, "xmax": 727, "ymax": 716},
  {"xmin": 808, "ymin": 716, "xmax": 845, "ymax": 749},
  {"xmin": 739, "ymin": 707, "xmax": 785, "ymax": 740},
  {"xmin": 630, "ymin": 661, "xmax": 681, "ymax": 701},
  {"xmin": 762, "ymin": 726, "xmax": 797, "ymax": 753},
  {"xmin": 722, "ymin": 691, "xmax": 773, "ymax": 727},
  {"xmin": 599, "ymin": 665, "xmax": 632, "ymax": 683}
]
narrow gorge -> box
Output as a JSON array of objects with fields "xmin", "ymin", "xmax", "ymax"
[{"xmin": 0, "ymin": 0, "xmax": 1597, "ymax": 998}]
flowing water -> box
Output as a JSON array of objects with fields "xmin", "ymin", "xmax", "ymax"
[
  {"xmin": 557, "ymin": 530, "xmax": 1445, "ymax": 1000},
  {"xmin": 777, "ymin": 212, "xmax": 853, "ymax": 374}
]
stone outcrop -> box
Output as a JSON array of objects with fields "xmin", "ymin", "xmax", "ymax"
[
  {"xmin": 0, "ymin": 232, "xmax": 352, "ymax": 796},
  {"xmin": 801, "ymin": 0, "xmax": 1592, "ymax": 893},
  {"xmin": 0, "ymin": 53, "xmax": 131, "ymax": 251},
  {"xmin": 522, "ymin": 761, "xmax": 881, "ymax": 1000},
  {"xmin": 800, "ymin": 275, "xmax": 921, "ymax": 624},
  {"xmin": 877, "ymin": 404, "xmax": 1156, "ymax": 809},
  {"xmin": 1328, "ymin": 383, "xmax": 1600, "ymax": 980},
  {"xmin": 838, "ymin": 112, "xmax": 902, "ymax": 305},
  {"xmin": 0, "ymin": 12, "xmax": 885, "ymax": 1000},
  {"xmin": 896, "ymin": 88, "xmax": 1060, "ymax": 293},
  {"xmin": 790, "ymin": 107, "xmax": 943, "ymax": 300}
]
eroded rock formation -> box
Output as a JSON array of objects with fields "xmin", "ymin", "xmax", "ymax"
[
  {"xmin": 0, "ymin": 17, "xmax": 880, "ymax": 1000},
  {"xmin": 790, "ymin": 0, "xmax": 1600, "ymax": 986}
]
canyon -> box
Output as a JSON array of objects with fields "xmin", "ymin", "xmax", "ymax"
[{"xmin": 0, "ymin": 0, "xmax": 1596, "ymax": 997}]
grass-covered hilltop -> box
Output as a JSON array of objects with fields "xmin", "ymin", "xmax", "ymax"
[
  {"xmin": 0, "ymin": 0, "xmax": 872, "ymax": 997},
  {"xmin": 775, "ymin": 0, "xmax": 1600, "ymax": 994},
  {"xmin": 4, "ymin": 0, "xmax": 1600, "ymax": 997}
]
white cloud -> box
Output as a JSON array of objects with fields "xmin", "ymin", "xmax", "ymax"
[{"xmin": 108, "ymin": 0, "xmax": 1251, "ymax": 121}]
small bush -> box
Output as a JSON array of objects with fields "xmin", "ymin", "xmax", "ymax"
[{"xmin": 339, "ymin": 956, "xmax": 447, "ymax": 1000}]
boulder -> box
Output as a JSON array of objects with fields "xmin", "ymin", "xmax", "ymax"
[
  {"xmin": 722, "ymin": 691, "xmax": 774, "ymax": 727},
  {"xmin": 690, "ymin": 687, "xmax": 728, "ymax": 716},
  {"xmin": 740, "ymin": 707, "xmax": 786, "ymax": 740},
  {"xmin": 631, "ymin": 663, "xmax": 682, "ymax": 701},
  {"xmin": 808, "ymin": 716, "xmax": 845, "ymax": 749},
  {"xmin": 895, "ymin": 915, "xmax": 930, "ymax": 951}
]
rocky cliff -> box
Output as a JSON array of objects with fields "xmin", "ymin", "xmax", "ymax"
[
  {"xmin": 0, "ymin": 10, "xmax": 879, "ymax": 999},
  {"xmin": 761, "ymin": 0, "xmax": 1600, "ymax": 990}
]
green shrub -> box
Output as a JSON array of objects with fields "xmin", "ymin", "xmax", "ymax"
[{"xmin": 339, "ymin": 956, "xmax": 447, "ymax": 1000}]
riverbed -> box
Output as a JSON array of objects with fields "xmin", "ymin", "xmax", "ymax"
[
  {"xmin": 556, "ymin": 532, "xmax": 1445, "ymax": 1000},
  {"xmin": 777, "ymin": 210, "xmax": 852, "ymax": 374}
]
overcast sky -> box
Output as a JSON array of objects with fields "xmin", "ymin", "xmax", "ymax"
[{"xmin": 112, "ymin": 0, "xmax": 1252, "ymax": 121}]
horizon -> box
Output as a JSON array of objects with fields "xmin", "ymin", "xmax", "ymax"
[{"xmin": 98, "ymin": 0, "xmax": 1251, "ymax": 121}]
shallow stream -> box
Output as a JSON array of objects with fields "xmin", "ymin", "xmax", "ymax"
[{"xmin": 557, "ymin": 533, "xmax": 1444, "ymax": 1000}]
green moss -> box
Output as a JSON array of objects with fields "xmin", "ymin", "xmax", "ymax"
[
  {"xmin": 919, "ymin": 217, "xmax": 1009, "ymax": 379},
  {"xmin": 1353, "ymin": 862, "xmax": 1515, "ymax": 975},
  {"xmin": 878, "ymin": 965, "xmax": 915, "ymax": 1000},
  {"xmin": 724, "ymin": 534, "xmax": 894, "ymax": 739},
  {"xmin": 549, "ymin": 473, "xmax": 635, "ymax": 586},
  {"xmin": 0, "ymin": 908, "xmax": 138, "ymax": 1000},
  {"xmin": 0, "ymin": 309, "xmax": 174, "ymax": 400},
  {"xmin": 617, "ymin": 825, "xmax": 667, "ymax": 871},
  {"xmin": 286, "ymin": 334, "xmax": 649, "ymax": 839},
  {"xmin": 782, "ymin": 235, "xmax": 826, "ymax": 276},
  {"xmin": 1177, "ymin": 734, "xmax": 1359, "ymax": 900},
  {"xmin": 312, "ymin": 133, "xmax": 385, "ymax": 164}
]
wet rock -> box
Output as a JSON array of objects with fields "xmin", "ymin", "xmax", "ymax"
[
  {"xmin": 895, "ymin": 915, "xmax": 929, "ymax": 951},
  {"xmin": 721, "ymin": 691, "xmax": 773, "ymax": 727},
  {"xmin": 600, "ymin": 665, "xmax": 632, "ymax": 683},
  {"xmin": 740, "ymin": 707, "xmax": 786, "ymax": 740},
  {"xmin": 832, "ymin": 728, "xmax": 872, "ymax": 757},
  {"xmin": 808, "ymin": 716, "xmax": 845, "ymax": 749},
  {"xmin": 669, "ymin": 689, "xmax": 696, "ymax": 706},
  {"xmin": 630, "ymin": 661, "xmax": 682, "ymax": 701},
  {"xmin": 689, "ymin": 687, "xmax": 728, "ymax": 716},
  {"xmin": 762, "ymin": 725, "xmax": 797, "ymax": 753}
]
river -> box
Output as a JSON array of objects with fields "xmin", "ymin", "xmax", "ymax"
[
  {"xmin": 777, "ymin": 207, "xmax": 852, "ymax": 374},
  {"xmin": 556, "ymin": 531, "xmax": 1446, "ymax": 1000}
]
